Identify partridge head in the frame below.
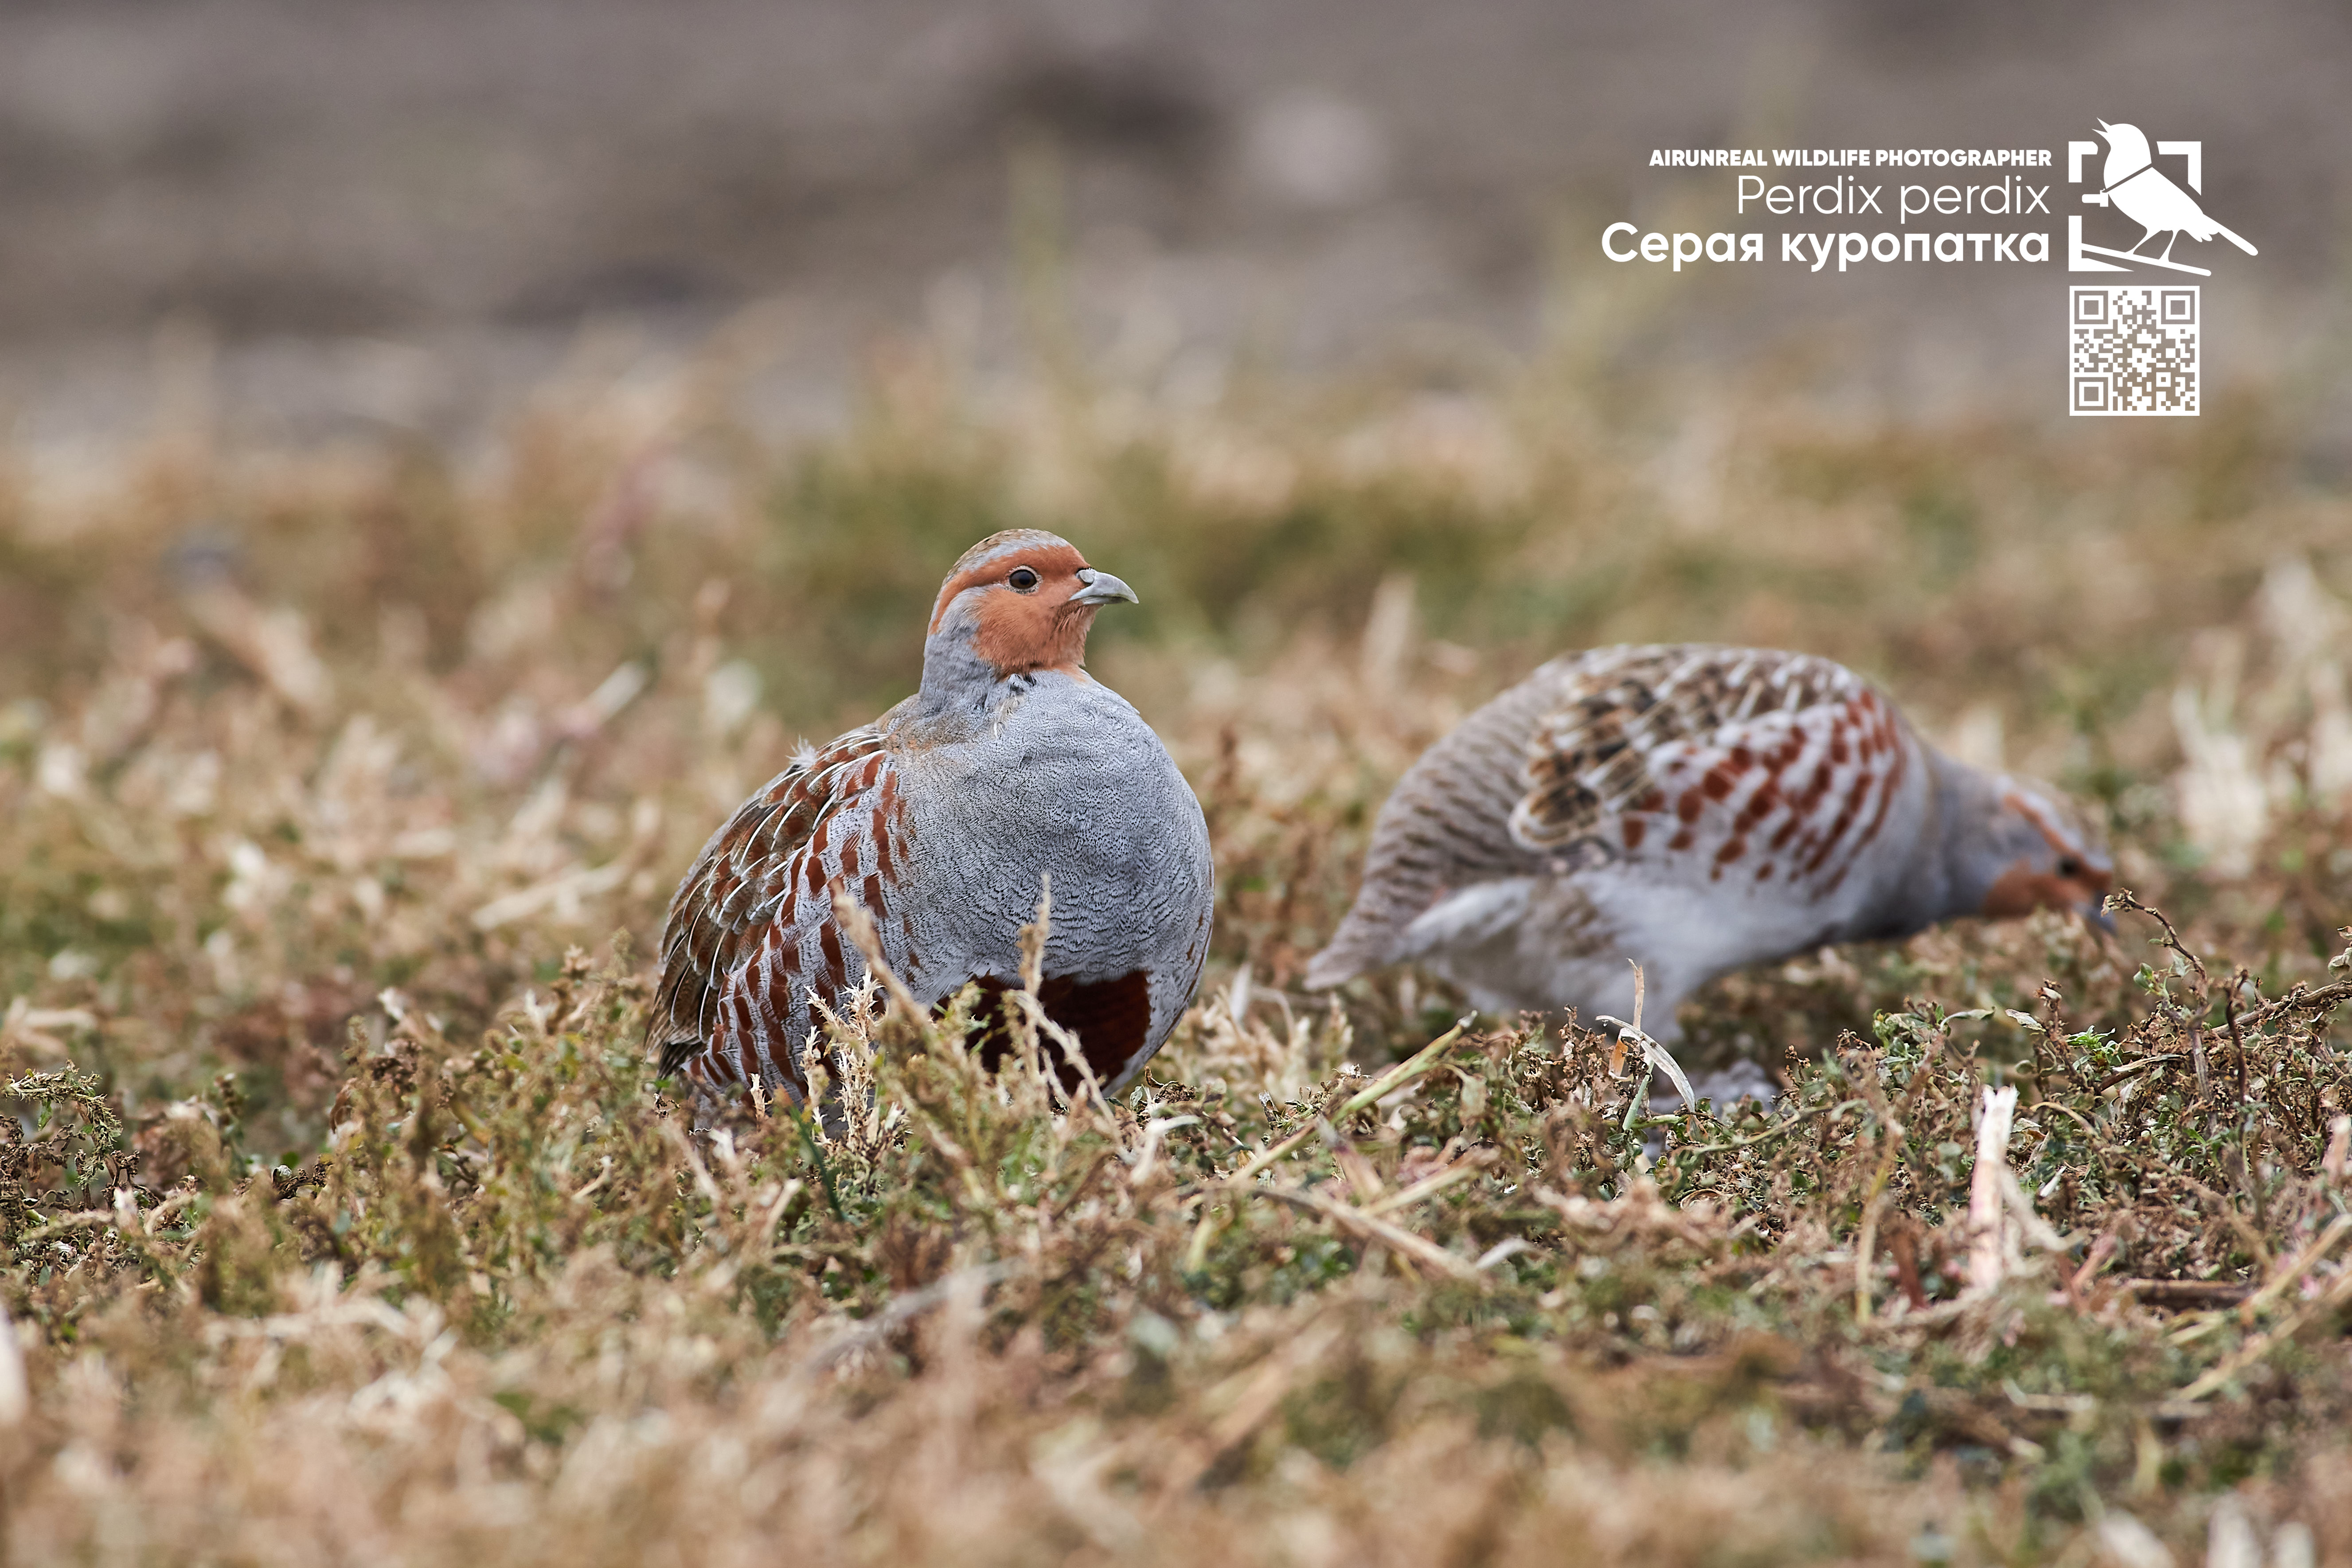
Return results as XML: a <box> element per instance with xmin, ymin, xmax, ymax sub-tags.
<box><xmin>1950</xmin><ymin>774</ymin><xmax>2110</xmax><ymax>925</ymax></box>
<box><xmin>921</xmin><ymin>534</ymin><xmax>1140</xmax><ymax>696</ymax></box>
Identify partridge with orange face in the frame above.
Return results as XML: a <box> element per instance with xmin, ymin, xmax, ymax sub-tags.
<box><xmin>1306</xmin><ymin>645</ymin><xmax>2110</xmax><ymax>1038</ymax></box>
<box><xmin>650</xmin><ymin>530</ymin><xmax>1214</xmax><ymax>1114</ymax></box>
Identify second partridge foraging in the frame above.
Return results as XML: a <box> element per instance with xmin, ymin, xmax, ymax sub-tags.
<box><xmin>650</xmin><ymin>529</ymin><xmax>1215</xmax><ymax>1114</ymax></box>
<box><xmin>1305</xmin><ymin>645</ymin><xmax>2110</xmax><ymax>1038</ymax></box>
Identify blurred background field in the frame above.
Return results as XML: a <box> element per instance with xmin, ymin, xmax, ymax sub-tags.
<box><xmin>3</xmin><ymin>2</ymin><xmax>2352</xmax><ymax>1563</ymax></box>
<box><xmin>3</xmin><ymin>0</ymin><xmax>2349</xmax><ymax>444</ymax></box>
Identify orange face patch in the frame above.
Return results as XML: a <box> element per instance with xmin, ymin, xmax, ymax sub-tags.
<box><xmin>1981</xmin><ymin>859</ymin><xmax>2110</xmax><ymax>919</ymax></box>
<box><xmin>1982</xmin><ymin>861</ymin><xmax>2075</xmax><ymax>919</ymax></box>
<box><xmin>930</xmin><ymin>541</ymin><xmax>1109</xmax><ymax>676</ymax></box>
<box><xmin>1986</xmin><ymin>790</ymin><xmax>2110</xmax><ymax>920</ymax></box>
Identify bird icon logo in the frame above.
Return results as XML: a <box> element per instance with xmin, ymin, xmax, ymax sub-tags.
<box><xmin>2068</xmin><ymin>121</ymin><xmax>2256</xmax><ymax>276</ymax></box>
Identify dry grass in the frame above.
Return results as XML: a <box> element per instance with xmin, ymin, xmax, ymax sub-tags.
<box><xmin>1</xmin><ymin>324</ymin><xmax>2350</xmax><ymax>1564</ymax></box>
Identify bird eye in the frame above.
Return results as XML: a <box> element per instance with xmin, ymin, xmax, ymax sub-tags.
<box><xmin>2056</xmin><ymin>856</ymin><xmax>2083</xmax><ymax>878</ymax></box>
<box><xmin>1007</xmin><ymin>567</ymin><xmax>1040</xmax><ymax>592</ymax></box>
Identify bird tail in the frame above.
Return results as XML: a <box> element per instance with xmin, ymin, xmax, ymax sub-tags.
<box><xmin>1303</xmin><ymin>899</ymin><xmax>1413</xmax><ymax>989</ymax></box>
<box><xmin>1301</xmin><ymin>930</ymin><xmax>1375</xmax><ymax>990</ymax></box>
<box><xmin>2215</xmin><ymin>223</ymin><xmax>2258</xmax><ymax>256</ymax></box>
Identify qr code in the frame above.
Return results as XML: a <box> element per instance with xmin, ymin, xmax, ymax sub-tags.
<box><xmin>2070</xmin><ymin>287</ymin><xmax>2198</xmax><ymax>416</ymax></box>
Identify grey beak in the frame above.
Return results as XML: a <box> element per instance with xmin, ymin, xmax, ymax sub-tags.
<box><xmin>2085</xmin><ymin>899</ymin><xmax>2116</xmax><ymax>936</ymax></box>
<box><xmin>1070</xmin><ymin>568</ymin><xmax>1139</xmax><ymax>608</ymax></box>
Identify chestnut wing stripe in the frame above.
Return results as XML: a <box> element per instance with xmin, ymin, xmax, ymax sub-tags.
<box><xmin>647</xmin><ymin>724</ymin><xmax>891</xmax><ymax>1070</ymax></box>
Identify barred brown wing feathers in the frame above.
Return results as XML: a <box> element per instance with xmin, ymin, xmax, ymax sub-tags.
<box><xmin>647</xmin><ymin>726</ymin><xmax>890</xmax><ymax>1064</ymax></box>
<box><xmin>1509</xmin><ymin>647</ymin><xmax>1908</xmax><ymax>895</ymax></box>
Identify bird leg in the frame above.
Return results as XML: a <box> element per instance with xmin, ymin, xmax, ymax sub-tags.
<box><xmin>2159</xmin><ymin>229</ymin><xmax>2181</xmax><ymax>263</ymax></box>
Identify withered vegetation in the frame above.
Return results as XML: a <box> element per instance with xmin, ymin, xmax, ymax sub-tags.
<box><xmin>0</xmin><ymin>332</ymin><xmax>2348</xmax><ymax>1564</ymax></box>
